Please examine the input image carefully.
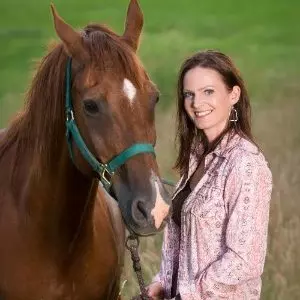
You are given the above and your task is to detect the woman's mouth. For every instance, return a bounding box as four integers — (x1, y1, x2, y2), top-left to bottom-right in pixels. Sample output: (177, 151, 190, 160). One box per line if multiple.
(194, 109, 213, 118)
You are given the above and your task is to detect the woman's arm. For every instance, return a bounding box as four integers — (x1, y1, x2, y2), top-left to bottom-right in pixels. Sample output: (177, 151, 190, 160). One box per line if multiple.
(197, 151, 273, 298)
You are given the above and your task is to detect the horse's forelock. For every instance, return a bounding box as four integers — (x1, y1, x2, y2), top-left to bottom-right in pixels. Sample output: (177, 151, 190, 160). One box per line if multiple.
(82, 25, 145, 89)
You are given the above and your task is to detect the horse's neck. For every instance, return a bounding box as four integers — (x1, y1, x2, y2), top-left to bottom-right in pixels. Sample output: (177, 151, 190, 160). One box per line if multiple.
(13, 139, 97, 255)
(0, 136, 123, 298)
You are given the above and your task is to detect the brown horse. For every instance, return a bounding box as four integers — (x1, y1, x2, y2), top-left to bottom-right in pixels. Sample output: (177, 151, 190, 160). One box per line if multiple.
(0, 0, 171, 299)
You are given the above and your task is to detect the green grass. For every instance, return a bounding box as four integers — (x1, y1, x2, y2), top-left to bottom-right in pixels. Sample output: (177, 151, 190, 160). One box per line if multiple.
(1, 0, 299, 123)
(1, 0, 300, 299)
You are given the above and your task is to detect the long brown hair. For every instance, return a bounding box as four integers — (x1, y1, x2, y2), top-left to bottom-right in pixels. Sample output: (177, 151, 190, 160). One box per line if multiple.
(174, 49, 255, 176)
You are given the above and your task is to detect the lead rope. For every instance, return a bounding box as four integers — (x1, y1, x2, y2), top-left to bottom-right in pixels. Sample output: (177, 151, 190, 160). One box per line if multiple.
(126, 179, 175, 300)
(126, 234, 152, 300)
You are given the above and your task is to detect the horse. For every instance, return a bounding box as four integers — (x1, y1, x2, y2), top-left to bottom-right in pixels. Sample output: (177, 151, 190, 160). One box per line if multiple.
(0, 0, 171, 299)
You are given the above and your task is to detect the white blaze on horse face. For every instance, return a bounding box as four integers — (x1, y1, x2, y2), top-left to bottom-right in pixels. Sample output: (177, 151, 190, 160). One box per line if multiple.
(151, 180, 170, 229)
(123, 78, 136, 104)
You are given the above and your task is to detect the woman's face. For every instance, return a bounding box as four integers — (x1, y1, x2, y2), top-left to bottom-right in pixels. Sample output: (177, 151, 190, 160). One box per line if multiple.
(183, 66, 240, 142)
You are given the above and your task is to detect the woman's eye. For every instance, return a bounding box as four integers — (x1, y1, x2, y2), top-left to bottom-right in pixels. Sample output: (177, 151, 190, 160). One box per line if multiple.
(153, 92, 160, 104)
(183, 91, 194, 99)
(204, 89, 214, 96)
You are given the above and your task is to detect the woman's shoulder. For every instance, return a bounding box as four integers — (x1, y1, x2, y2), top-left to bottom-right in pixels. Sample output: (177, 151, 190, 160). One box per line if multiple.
(227, 135, 272, 177)
(224, 135, 273, 200)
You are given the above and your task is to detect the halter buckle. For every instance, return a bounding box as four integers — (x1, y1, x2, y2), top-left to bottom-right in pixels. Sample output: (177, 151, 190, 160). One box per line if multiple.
(100, 164, 114, 188)
(66, 109, 74, 122)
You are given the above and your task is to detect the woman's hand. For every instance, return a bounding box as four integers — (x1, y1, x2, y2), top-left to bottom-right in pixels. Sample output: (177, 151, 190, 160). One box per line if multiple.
(146, 281, 164, 299)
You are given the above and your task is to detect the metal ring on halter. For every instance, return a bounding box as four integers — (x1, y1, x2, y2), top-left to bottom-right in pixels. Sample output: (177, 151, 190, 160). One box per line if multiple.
(125, 234, 140, 250)
(66, 110, 74, 122)
(100, 164, 114, 188)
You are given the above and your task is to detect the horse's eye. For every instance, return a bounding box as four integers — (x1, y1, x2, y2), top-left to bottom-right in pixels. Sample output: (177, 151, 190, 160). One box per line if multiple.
(151, 92, 160, 104)
(83, 99, 99, 115)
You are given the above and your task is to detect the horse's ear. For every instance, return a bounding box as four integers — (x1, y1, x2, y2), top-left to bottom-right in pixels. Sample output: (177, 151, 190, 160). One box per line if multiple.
(122, 0, 144, 51)
(50, 4, 89, 61)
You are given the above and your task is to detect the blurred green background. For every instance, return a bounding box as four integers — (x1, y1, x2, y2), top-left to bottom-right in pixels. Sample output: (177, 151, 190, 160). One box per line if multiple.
(0, 0, 299, 299)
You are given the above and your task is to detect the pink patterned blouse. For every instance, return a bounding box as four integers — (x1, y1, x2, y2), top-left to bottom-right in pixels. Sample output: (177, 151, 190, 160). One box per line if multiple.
(153, 133, 273, 299)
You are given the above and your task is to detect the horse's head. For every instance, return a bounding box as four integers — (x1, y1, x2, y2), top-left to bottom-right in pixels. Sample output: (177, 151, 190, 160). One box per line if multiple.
(50, 0, 171, 236)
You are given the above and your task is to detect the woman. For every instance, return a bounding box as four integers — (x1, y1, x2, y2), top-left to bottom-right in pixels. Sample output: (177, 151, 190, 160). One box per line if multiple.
(147, 50, 273, 299)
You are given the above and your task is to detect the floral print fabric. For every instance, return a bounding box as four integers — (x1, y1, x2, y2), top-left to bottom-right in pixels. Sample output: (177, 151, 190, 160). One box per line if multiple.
(154, 134, 273, 300)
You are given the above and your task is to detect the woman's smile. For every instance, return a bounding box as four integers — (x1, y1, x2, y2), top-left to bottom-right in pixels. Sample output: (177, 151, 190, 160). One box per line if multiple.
(194, 109, 213, 118)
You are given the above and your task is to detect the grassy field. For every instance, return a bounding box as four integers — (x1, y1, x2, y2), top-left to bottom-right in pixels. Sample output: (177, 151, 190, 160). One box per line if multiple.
(0, 0, 299, 299)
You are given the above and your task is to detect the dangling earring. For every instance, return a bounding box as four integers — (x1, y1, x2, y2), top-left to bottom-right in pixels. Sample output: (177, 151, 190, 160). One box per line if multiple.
(230, 107, 238, 122)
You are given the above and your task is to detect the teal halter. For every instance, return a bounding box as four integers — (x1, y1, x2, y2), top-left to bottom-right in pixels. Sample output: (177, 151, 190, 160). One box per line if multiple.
(65, 57, 155, 191)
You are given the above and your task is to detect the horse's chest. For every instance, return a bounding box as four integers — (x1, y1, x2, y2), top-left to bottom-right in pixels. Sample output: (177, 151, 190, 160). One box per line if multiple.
(0, 178, 120, 299)
(1, 273, 117, 300)
(0, 249, 119, 300)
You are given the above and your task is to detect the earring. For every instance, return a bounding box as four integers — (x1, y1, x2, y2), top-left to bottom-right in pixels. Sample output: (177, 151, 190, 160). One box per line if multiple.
(230, 107, 238, 122)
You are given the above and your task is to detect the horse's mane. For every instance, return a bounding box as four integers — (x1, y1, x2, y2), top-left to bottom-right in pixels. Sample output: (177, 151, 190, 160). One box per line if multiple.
(0, 24, 145, 174)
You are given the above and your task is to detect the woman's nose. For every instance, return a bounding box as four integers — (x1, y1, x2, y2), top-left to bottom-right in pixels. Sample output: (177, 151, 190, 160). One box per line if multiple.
(192, 95, 202, 108)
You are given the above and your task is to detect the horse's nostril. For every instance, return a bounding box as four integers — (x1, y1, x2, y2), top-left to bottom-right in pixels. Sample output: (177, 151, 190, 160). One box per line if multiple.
(131, 200, 150, 227)
(137, 201, 147, 219)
